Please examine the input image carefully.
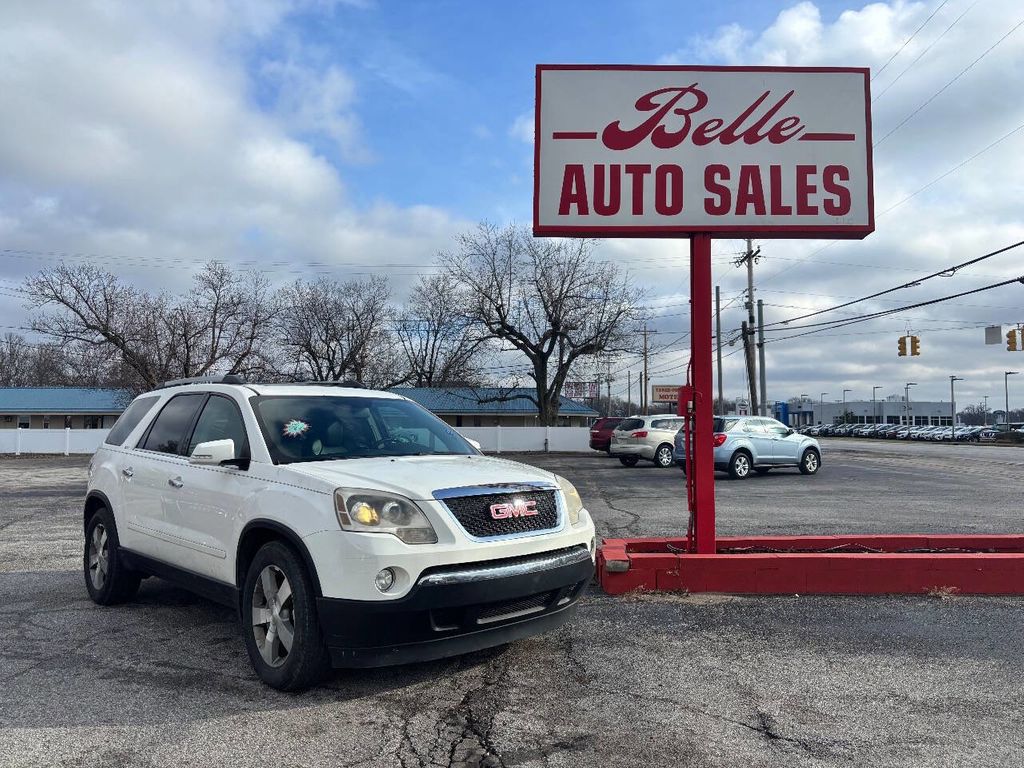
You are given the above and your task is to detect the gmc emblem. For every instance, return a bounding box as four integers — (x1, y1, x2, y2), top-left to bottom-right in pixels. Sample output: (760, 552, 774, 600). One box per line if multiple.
(490, 498, 539, 520)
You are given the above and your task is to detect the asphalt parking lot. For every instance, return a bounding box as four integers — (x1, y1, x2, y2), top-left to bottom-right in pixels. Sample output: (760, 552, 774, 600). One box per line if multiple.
(3, 442, 1024, 767)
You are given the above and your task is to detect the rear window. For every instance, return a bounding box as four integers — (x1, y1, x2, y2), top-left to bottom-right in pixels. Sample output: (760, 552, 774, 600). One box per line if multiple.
(617, 418, 645, 431)
(713, 417, 740, 433)
(104, 396, 159, 446)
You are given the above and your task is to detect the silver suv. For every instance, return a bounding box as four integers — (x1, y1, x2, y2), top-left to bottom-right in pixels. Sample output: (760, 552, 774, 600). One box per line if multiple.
(673, 415, 821, 479)
(610, 415, 685, 468)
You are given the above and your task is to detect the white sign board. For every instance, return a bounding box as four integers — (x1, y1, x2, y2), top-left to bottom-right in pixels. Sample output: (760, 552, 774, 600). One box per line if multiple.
(534, 65, 873, 238)
(652, 384, 683, 403)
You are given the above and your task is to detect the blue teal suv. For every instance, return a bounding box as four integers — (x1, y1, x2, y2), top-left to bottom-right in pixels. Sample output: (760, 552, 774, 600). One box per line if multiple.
(674, 416, 822, 479)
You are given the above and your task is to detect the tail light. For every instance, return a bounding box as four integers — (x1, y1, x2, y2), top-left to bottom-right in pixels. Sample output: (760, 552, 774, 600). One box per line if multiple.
(712, 433, 727, 447)
(631, 431, 648, 438)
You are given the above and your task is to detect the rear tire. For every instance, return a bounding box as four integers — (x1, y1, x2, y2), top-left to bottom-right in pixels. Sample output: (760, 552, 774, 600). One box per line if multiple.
(799, 448, 821, 475)
(653, 444, 674, 468)
(241, 541, 330, 691)
(84, 506, 141, 605)
(619, 455, 639, 467)
(727, 451, 752, 479)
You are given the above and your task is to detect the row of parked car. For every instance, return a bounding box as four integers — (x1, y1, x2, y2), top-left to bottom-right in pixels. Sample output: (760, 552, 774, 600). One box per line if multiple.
(590, 415, 823, 478)
(800, 423, 998, 442)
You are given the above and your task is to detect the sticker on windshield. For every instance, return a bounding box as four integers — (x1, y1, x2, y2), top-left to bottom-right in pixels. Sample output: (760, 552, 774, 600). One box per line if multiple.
(282, 419, 310, 439)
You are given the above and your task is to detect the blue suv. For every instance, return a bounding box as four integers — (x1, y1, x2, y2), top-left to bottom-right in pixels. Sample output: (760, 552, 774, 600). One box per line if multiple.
(674, 416, 822, 479)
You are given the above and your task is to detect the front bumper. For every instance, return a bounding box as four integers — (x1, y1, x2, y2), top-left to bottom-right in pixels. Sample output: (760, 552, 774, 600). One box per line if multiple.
(317, 545, 594, 667)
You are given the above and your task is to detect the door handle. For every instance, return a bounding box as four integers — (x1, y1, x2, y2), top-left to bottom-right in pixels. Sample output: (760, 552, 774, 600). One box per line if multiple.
(122, 467, 134, 478)
(168, 476, 184, 488)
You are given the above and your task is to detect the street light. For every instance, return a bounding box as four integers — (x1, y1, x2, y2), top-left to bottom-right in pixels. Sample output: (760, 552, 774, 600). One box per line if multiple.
(983, 395, 989, 426)
(1007, 372, 1019, 426)
(950, 376, 964, 440)
(904, 382, 917, 427)
(872, 385, 882, 425)
(842, 388, 852, 424)
(819, 392, 827, 426)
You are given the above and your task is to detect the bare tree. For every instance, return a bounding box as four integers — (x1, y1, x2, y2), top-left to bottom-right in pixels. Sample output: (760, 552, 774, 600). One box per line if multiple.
(441, 223, 642, 425)
(0, 333, 33, 386)
(396, 273, 488, 387)
(277, 275, 408, 386)
(24, 262, 279, 392)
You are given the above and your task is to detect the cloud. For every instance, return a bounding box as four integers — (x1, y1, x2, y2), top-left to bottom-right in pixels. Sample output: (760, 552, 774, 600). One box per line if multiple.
(509, 112, 534, 143)
(0, 0, 467, 313)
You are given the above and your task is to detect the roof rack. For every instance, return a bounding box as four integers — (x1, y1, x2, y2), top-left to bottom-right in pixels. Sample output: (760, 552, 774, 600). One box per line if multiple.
(157, 374, 246, 390)
(292, 380, 366, 389)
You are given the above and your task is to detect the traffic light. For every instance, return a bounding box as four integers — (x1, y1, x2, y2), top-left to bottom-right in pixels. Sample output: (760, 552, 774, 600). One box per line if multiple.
(910, 335, 921, 356)
(897, 336, 907, 357)
(1010, 329, 1020, 352)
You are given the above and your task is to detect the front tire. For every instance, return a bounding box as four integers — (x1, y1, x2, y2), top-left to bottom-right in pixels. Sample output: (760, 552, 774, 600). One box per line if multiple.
(241, 541, 330, 691)
(799, 448, 821, 475)
(653, 444, 674, 468)
(728, 451, 752, 479)
(619, 456, 640, 467)
(84, 506, 141, 605)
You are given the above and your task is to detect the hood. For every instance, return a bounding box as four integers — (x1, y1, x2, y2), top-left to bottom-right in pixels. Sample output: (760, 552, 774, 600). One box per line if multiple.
(282, 454, 558, 500)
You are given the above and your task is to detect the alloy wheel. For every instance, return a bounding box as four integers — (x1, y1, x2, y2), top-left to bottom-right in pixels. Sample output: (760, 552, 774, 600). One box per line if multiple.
(251, 565, 295, 668)
(804, 452, 819, 472)
(656, 446, 673, 467)
(87, 523, 109, 590)
(734, 454, 750, 477)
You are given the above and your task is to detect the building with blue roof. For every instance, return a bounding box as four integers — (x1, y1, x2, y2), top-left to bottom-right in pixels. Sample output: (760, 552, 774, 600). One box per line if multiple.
(0, 386, 597, 430)
(0, 388, 130, 429)
(390, 387, 598, 427)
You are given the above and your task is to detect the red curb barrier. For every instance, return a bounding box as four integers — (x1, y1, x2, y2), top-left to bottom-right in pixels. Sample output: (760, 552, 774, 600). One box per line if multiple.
(598, 535, 1024, 595)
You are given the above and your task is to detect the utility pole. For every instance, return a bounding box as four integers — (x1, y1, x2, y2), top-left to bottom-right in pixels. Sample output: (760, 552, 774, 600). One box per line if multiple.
(627, 370, 632, 414)
(757, 299, 767, 416)
(734, 239, 761, 414)
(715, 285, 723, 413)
(1006, 371, 1020, 425)
(642, 324, 650, 415)
(606, 360, 612, 417)
(950, 376, 964, 439)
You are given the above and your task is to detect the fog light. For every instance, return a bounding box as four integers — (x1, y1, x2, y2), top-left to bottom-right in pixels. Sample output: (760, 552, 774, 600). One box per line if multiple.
(374, 567, 396, 593)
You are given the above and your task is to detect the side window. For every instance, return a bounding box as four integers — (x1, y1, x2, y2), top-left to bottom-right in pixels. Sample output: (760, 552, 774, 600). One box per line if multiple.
(139, 394, 206, 455)
(651, 419, 670, 430)
(187, 395, 248, 459)
(105, 396, 160, 445)
(743, 420, 766, 434)
(765, 420, 790, 436)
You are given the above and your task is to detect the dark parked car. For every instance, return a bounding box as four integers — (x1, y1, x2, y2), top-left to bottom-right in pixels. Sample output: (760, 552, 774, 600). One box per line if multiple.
(589, 417, 625, 453)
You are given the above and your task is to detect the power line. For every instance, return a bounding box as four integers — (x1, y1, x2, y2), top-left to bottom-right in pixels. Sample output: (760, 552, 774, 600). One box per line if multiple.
(763, 273, 1024, 341)
(874, 15, 1024, 146)
(872, 0, 979, 102)
(872, 0, 950, 82)
(763, 239, 1024, 328)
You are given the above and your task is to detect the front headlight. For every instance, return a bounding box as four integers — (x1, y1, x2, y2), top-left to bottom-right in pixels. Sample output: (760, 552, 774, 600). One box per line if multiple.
(555, 475, 584, 526)
(334, 488, 438, 544)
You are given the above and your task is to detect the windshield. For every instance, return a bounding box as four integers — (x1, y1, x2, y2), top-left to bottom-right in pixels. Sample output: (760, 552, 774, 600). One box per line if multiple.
(251, 395, 476, 464)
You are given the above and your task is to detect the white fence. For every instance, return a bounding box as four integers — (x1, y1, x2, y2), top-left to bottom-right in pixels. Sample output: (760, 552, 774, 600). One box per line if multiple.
(456, 426, 591, 453)
(0, 426, 593, 456)
(0, 428, 111, 455)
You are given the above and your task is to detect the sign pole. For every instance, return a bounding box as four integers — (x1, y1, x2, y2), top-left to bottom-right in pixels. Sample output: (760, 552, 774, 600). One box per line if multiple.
(690, 234, 716, 554)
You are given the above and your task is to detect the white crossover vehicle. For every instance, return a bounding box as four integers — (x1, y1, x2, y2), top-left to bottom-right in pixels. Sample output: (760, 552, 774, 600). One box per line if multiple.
(84, 377, 595, 690)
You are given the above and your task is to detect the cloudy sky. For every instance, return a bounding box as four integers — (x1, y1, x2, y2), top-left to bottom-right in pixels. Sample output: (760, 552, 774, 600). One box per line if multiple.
(1, 0, 1022, 409)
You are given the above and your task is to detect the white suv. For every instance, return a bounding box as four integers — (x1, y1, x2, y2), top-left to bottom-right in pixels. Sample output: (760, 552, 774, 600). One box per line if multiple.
(609, 415, 685, 468)
(84, 377, 595, 690)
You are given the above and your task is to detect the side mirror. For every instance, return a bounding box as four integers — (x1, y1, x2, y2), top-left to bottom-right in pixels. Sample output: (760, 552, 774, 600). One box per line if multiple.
(466, 437, 483, 452)
(786, 428, 795, 436)
(190, 439, 235, 466)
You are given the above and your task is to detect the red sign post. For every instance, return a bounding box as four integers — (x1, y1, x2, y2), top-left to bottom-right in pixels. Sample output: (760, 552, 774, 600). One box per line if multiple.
(535, 65, 873, 556)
